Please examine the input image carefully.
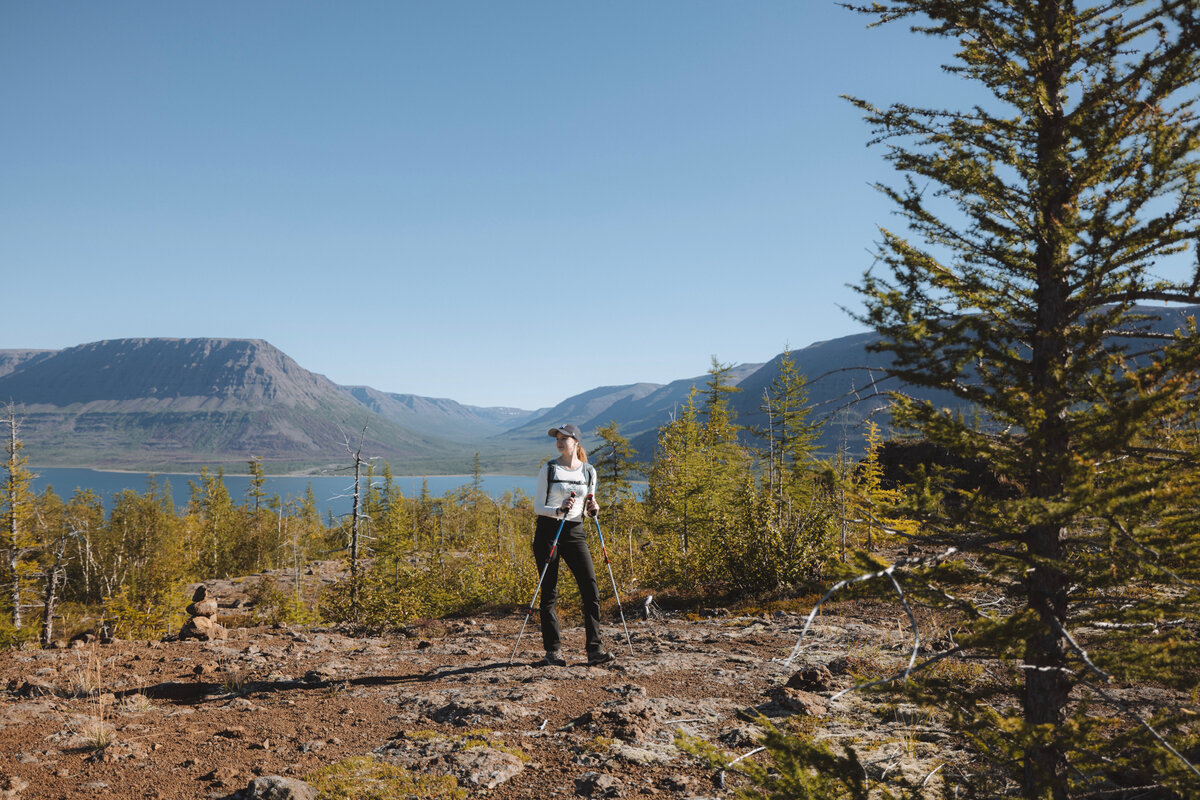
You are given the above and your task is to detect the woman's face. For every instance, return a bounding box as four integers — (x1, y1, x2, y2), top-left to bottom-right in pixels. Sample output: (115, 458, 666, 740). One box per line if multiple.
(556, 434, 576, 457)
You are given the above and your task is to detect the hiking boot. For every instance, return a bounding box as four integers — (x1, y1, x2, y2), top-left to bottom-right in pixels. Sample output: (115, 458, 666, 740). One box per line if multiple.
(586, 650, 615, 666)
(542, 651, 567, 667)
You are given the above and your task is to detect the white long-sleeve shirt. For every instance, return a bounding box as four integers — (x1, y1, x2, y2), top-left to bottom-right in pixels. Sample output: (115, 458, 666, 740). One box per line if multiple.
(535, 460, 597, 520)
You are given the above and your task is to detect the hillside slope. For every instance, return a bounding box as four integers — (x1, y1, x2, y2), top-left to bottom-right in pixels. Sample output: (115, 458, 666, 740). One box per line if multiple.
(0, 339, 460, 472)
(345, 386, 541, 442)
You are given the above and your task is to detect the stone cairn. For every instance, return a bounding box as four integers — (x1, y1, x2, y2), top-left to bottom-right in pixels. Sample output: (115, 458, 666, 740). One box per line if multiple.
(179, 585, 228, 641)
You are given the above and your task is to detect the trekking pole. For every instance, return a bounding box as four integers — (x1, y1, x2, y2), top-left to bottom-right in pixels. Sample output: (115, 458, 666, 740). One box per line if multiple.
(509, 492, 576, 665)
(586, 494, 634, 656)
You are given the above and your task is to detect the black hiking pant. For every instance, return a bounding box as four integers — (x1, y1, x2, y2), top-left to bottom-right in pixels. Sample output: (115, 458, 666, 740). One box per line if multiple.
(532, 514, 603, 656)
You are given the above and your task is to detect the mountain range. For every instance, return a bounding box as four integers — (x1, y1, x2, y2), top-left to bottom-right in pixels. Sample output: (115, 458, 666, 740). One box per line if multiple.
(3, 304, 1196, 475)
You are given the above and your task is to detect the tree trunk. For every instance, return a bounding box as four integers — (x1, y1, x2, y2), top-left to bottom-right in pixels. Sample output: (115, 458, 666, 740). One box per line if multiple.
(6, 413, 21, 630)
(40, 542, 68, 648)
(1021, 4, 1074, 794)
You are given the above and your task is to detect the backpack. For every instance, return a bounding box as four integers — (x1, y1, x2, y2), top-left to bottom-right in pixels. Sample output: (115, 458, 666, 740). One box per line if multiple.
(545, 459, 596, 504)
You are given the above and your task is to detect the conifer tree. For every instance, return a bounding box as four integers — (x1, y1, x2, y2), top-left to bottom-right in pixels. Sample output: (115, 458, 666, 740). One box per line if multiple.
(842, 2, 1200, 797)
(593, 421, 644, 587)
(188, 468, 236, 577)
(593, 421, 639, 503)
(102, 480, 186, 637)
(246, 456, 267, 513)
(755, 348, 823, 508)
(647, 390, 705, 588)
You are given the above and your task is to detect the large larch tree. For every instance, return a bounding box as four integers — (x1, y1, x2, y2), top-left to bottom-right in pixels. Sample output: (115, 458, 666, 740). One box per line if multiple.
(847, 1, 1200, 797)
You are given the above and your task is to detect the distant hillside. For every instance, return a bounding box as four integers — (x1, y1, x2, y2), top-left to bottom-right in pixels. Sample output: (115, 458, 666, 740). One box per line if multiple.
(495, 363, 765, 456)
(345, 386, 541, 442)
(0, 349, 54, 379)
(730, 304, 1200, 458)
(2, 338, 348, 412)
(5, 306, 1191, 475)
(0, 339, 474, 473)
(509, 304, 1200, 464)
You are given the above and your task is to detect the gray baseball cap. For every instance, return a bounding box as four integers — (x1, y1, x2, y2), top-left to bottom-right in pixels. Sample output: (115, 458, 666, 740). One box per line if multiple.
(547, 423, 582, 441)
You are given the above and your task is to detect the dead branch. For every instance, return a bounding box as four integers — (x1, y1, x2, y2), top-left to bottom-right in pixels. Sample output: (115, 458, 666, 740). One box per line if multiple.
(781, 547, 958, 669)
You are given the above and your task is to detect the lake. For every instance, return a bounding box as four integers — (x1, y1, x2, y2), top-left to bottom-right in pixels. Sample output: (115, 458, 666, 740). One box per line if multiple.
(29, 467, 537, 520)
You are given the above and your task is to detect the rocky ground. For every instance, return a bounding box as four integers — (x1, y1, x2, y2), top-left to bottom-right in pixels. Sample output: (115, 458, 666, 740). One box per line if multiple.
(0, 577, 969, 800)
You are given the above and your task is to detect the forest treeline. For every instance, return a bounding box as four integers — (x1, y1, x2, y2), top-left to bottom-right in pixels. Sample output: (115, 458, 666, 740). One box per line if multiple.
(1, 350, 901, 646)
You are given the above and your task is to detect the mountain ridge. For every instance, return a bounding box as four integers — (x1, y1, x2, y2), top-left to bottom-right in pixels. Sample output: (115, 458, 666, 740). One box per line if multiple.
(0, 338, 476, 473)
(5, 304, 1195, 473)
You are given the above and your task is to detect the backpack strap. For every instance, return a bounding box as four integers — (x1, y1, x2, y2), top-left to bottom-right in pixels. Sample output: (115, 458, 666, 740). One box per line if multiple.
(545, 459, 558, 505)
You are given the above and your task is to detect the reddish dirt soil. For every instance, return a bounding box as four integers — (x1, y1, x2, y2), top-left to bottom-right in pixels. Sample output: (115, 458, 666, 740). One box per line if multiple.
(1, 595, 955, 799)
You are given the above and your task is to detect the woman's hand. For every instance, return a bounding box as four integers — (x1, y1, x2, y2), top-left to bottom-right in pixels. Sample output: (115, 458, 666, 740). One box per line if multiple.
(584, 495, 600, 518)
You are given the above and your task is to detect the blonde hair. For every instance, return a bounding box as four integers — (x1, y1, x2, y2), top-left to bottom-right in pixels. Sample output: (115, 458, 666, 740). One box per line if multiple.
(576, 444, 588, 463)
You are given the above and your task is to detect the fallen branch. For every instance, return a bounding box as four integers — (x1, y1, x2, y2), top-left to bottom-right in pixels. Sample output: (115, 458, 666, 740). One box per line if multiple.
(780, 547, 957, 670)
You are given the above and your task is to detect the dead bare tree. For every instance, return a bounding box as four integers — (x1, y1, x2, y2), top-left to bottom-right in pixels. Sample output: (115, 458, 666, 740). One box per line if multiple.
(2, 404, 35, 630)
(342, 423, 373, 622)
(39, 533, 77, 648)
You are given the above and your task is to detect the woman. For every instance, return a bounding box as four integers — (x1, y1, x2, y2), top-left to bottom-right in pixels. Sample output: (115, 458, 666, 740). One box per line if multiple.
(532, 423, 614, 666)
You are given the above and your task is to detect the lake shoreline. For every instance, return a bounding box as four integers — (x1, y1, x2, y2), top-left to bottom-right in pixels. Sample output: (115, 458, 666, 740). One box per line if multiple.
(29, 467, 540, 519)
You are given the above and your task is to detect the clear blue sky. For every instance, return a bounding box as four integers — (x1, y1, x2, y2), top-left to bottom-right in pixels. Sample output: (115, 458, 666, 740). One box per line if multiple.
(1, 1, 961, 410)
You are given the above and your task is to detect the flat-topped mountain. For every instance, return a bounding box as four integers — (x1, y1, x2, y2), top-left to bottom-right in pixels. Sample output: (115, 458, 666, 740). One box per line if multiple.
(1, 338, 345, 412)
(0, 349, 55, 380)
(0, 338, 470, 472)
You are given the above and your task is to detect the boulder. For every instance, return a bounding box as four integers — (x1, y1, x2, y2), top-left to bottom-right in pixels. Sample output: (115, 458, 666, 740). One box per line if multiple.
(769, 686, 828, 717)
(572, 696, 657, 743)
(786, 665, 835, 693)
(11, 675, 57, 697)
(180, 615, 227, 641)
(240, 776, 317, 800)
(575, 771, 624, 797)
(444, 746, 525, 789)
(185, 599, 219, 618)
(0, 774, 30, 799)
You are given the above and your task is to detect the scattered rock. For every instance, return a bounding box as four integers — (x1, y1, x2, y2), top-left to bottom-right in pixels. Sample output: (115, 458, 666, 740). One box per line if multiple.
(609, 741, 676, 765)
(10, 675, 56, 697)
(574, 696, 656, 742)
(87, 740, 148, 763)
(575, 770, 624, 797)
(180, 614, 228, 641)
(390, 686, 548, 728)
(186, 599, 219, 618)
(239, 775, 317, 800)
(376, 731, 526, 790)
(201, 766, 242, 788)
(444, 746, 525, 789)
(719, 725, 763, 748)
(0, 774, 30, 799)
(786, 665, 835, 693)
(769, 686, 829, 717)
